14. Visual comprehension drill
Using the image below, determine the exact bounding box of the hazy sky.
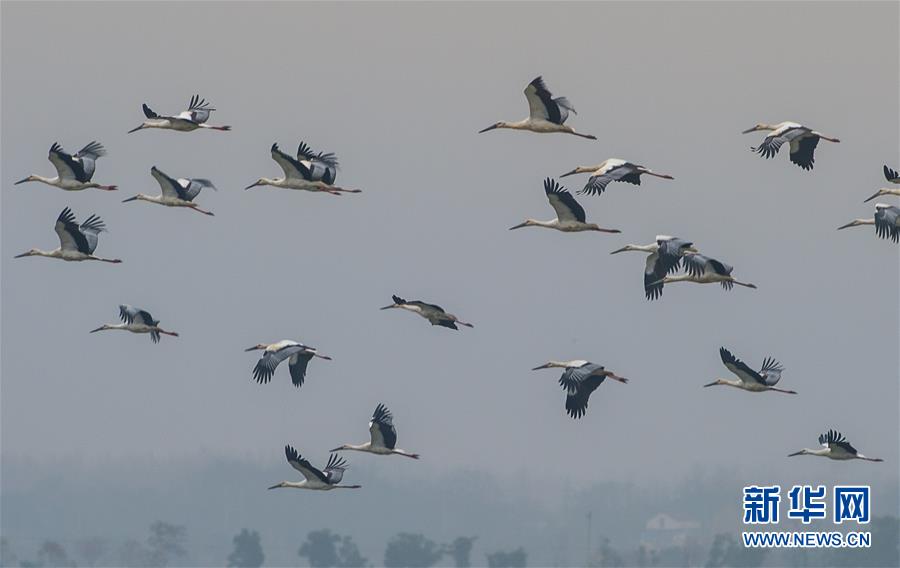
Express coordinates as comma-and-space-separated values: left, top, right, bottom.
2, 0, 898, 513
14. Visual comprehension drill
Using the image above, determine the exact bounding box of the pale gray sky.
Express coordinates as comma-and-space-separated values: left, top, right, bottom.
2, 1, 898, 554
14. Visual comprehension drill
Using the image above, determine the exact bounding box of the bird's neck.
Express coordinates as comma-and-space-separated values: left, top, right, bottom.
32, 175, 58, 185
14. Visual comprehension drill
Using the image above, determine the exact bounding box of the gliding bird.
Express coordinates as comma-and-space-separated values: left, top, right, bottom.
788, 430, 883, 462
332, 403, 420, 459
268, 446, 361, 490
863, 165, 900, 202
509, 178, 620, 233
837, 203, 900, 242
122, 166, 217, 216
478, 76, 596, 139
560, 159, 674, 197
128, 95, 230, 133
610, 235, 697, 300
742, 121, 839, 170
652, 253, 757, 290
704, 347, 795, 394
14, 207, 121, 263
245, 143, 361, 194
15, 142, 116, 191
380, 295, 473, 330
245, 340, 332, 388
532, 360, 628, 419
90, 305, 179, 343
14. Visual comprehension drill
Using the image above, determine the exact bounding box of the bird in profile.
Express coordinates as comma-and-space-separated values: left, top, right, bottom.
863, 165, 900, 202
268, 446, 362, 490
532, 360, 628, 419
14, 207, 121, 263
610, 235, 698, 300
245, 142, 361, 194
15, 142, 117, 191
122, 166, 217, 216
742, 121, 839, 170
509, 178, 620, 233
789, 430, 883, 462
128, 95, 231, 133
560, 159, 674, 197
90, 305, 179, 343
380, 295, 473, 330
245, 340, 332, 388
332, 403, 420, 459
837, 203, 900, 242
651, 253, 757, 290
704, 347, 795, 394
479, 76, 596, 139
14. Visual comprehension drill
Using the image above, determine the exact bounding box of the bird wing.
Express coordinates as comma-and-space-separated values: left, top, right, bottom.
643, 252, 668, 301
752, 125, 806, 160
524, 76, 572, 125
544, 178, 586, 223
558, 363, 602, 393
177, 178, 215, 202
431, 317, 459, 330
323, 453, 348, 484
176, 94, 214, 123
55, 207, 102, 254
77, 214, 106, 255
874, 206, 900, 242
758, 357, 784, 385
252, 344, 304, 384
719, 347, 766, 385
656, 239, 689, 274
565, 376, 603, 419
284, 446, 329, 483
72, 141, 105, 181
818, 430, 857, 455
369, 403, 398, 449
270, 143, 311, 180
788, 134, 819, 170
48, 143, 87, 182
151, 167, 188, 199
297, 141, 339, 169
577, 163, 636, 196
884, 165, 900, 183
391, 294, 407, 305
683, 254, 711, 277
118, 304, 157, 326
287, 351, 314, 388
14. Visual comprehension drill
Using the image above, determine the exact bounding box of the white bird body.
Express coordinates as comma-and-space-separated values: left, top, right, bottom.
705, 347, 795, 394
122, 167, 216, 216
245, 340, 332, 388
14, 207, 121, 263
268, 446, 361, 491
479, 77, 596, 139
610, 235, 698, 300
510, 178, 621, 233
655, 253, 757, 290
381, 295, 473, 330
333, 404, 420, 459
15, 142, 117, 191
128, 95, 230, 133
90, 305, 178, 343
245, 143, 360, 195
742, 121, 839, 170
561, 158, 674, 196
789, 430, 883, 462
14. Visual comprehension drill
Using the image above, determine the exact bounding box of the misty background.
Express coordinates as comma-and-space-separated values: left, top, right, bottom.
2, 1, 898, 566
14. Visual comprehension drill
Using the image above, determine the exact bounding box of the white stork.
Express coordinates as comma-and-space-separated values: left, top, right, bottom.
742, 122, 839, 170
128, 95, 231, 133
90, 305, 179, 343
15, 142, 117, 191
332, 403, 420, 459
14, 207, 121, 263
268, 446, 361, 490
704, 347, 795, 394
789, 430, 883, 462
532, 360, 628, 419
837, 203, 900, 242
560, 159, 674, 197
478, 76, 596, 139
122, 166, 217, 216
610, 236, 698, 300
863, 165, 900, 202
380, 295, 473, 330
245, 143, 361, 194
509, 178, 621, 233
244, 340, 332, 388
651, 253, 757, 290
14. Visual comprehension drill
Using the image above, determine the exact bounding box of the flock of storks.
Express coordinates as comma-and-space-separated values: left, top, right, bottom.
12, 77, 890, 490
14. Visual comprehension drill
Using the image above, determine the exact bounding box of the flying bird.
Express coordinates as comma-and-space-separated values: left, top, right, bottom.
380, 295, 473, 330
90, 305, 179, 343
128, 95, 230, 133
704, 347, 795, 394
560, 159, 674, 197
788, 430, 883, 462
509, 178, 620, 233
122, 166, 217, 216
837, 203, 900, 242
14, 207, 121, 263
863, 165, 900, 201
14, 142, 116, 191
245, 340, 332, 388
532, 360, 628, 419
610, 235, 698, 300
478, 76, 596, 139
268, 446, 361, 490
742, 122, 839, 170
651, 253, 757, 290
245, 143, 360, 194
884, 165, 900, 184
332, 403, 420, 459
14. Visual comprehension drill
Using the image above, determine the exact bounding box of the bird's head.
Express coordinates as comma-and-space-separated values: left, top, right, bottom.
267, 481, 288, 490
380, 302, 400, 310
787, 449, 809, 457
14, 175, 36, 185
532, 361, 562, 370
864, 189, 889, 203
121, 194, 145, 203
478, 121, 504, 134
703, 379, 726, 388
13, 248, 39, 259
560, 166, 593, 178
244, 344, 267, 352
508, 219, 535, 230
330, 444, 349, 452
127, 123, 147, 134
245, 178, 265, 190
741, 123, 770, 134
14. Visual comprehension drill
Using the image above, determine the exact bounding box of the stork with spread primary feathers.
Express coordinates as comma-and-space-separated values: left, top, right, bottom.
742, 122, 839, 170
15, 142, 117, 191
478, 76, 596, 139
532, 360, 628, 419
705, 347, 795, 394
837, 203, 900, 242
122, 166, 217, 216
245, 340, 332, 388
651, 253, 757, 290
560, 159, 674, 197
268, 446, 361, 490
863, 165, 900, 202
14, 207, 121, 263
509, 178, 621, 233
332, 404, 420, 459
789, 430, 883, 462
380, 295, 473, 330
610, 235, 698, 300
90, 305, 179, 343
128, 95, 231, 133
245, 143, 361, 194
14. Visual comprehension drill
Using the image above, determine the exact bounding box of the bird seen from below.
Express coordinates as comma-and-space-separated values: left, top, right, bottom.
532, 360, 628, 419
245, 340, 332, 388
479, 76, 596, 139
15, 142, 117, 191
14, 207, 121, 263
560, 158, 674, 197
122, 166, 217, 216
705, 347, 795, 394
268, 446, 361, 490
332, 403, 420, 459
90, 305, 179, 343
380, 295, 473, 330
610, 235, 698, 300
742, 121, 839, 170
245, 143, 361, 194
509, 178, 621, 233
788, 430, 883, 462
650, 253, 757, 290
128, 95, 231, 133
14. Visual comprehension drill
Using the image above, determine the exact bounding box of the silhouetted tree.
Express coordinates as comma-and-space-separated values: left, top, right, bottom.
299, 529, 367, 567
383, 533, 443, 568
227, 529, 264, 567
336, 535, 367, 567
146, 521, 188, 566
37, 540, 72, 567
486, 547, 527, 568
76, 537, 108, 567
445, 537, 477, 567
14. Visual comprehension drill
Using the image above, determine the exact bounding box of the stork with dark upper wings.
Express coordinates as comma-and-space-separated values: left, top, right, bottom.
742, 121, 839, 170
244, 142, 361, 194
380, 295, 473, 330
704, 347, 795, 394
532, 360, 628, 419
15, 142, 117, 191
509, 178, 620, 233
268, 446, 362, 490
560, 158, 674, 197
128, 95, 231, 133
90, 305, 179, 343
610, 235, 698, 300
245, 340, 332, 388
651, 253, 757, 290
478, 76, 596, 139
789, 430, 883, 462
122, 166, 217, 216
332, 403, 420, 459
14, 207, 121, 263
